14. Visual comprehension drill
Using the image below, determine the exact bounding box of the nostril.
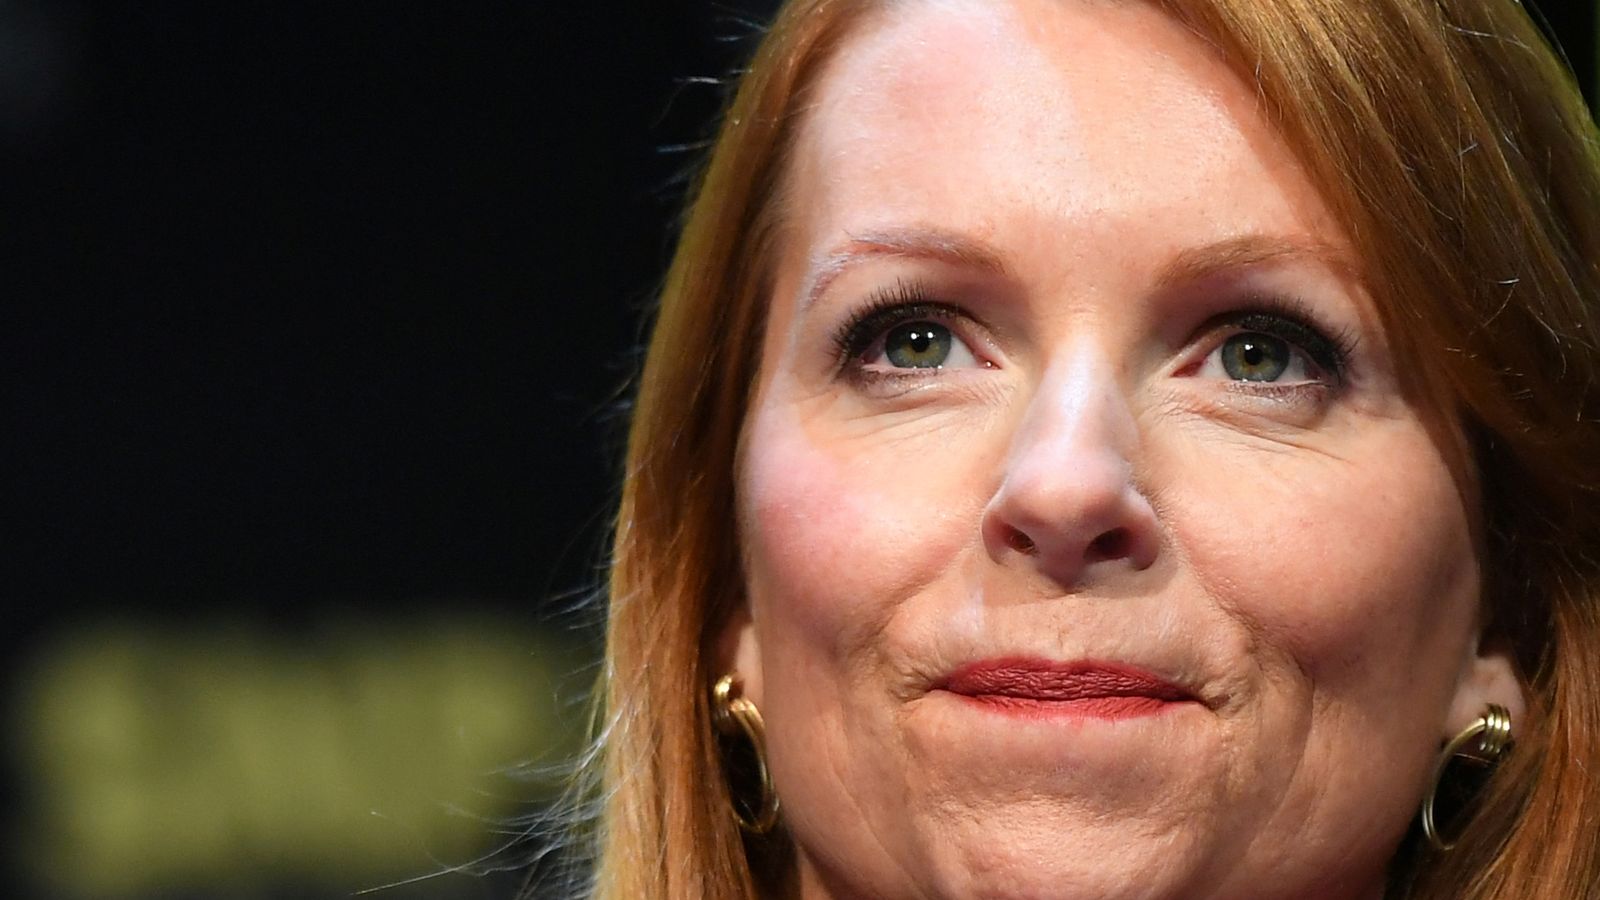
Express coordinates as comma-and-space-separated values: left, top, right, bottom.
1005, 527, 1036, 555
1086, 528, 1130, 562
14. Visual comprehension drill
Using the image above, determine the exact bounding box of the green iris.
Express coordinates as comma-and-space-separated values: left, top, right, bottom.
1221, 332, 1290, 381
885, 321, 953, 368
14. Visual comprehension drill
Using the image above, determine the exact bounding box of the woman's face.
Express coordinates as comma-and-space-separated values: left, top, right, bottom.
728, 2, 1522, 898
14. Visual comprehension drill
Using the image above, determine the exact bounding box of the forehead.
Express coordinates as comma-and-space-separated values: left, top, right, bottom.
784, 0, 1343, 273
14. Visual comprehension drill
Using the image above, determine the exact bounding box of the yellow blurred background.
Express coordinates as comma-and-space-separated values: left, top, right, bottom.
9, 617, 592, 898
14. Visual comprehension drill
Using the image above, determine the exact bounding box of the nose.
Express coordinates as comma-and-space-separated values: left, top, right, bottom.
981, 348, 1160, 588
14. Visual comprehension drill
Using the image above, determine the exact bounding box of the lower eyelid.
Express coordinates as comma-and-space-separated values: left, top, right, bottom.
1216, 380, 1331, 400
842, 369, 1008, 407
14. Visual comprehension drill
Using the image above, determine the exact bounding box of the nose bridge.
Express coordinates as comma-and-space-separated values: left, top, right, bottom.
1013, 341, 1133, 477
984, 339, 1158, 585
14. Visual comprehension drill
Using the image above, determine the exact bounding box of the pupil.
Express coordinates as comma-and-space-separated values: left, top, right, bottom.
885, 321, 952, 368
1242, 343, 1265, 366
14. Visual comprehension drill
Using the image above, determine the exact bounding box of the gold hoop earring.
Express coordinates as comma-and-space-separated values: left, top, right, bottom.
712, 673, 780, 834
1421, 704, 1512, 852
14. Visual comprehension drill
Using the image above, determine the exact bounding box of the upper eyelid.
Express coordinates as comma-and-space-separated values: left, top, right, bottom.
831, 281, 995, 358
1191, 291, 1357, 351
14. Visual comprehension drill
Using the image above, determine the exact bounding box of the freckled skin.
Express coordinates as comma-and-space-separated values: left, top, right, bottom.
725, 2, 1525, 899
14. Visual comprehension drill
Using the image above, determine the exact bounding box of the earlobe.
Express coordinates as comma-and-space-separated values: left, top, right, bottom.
1445, 639, 1527, 740
715, 602, 765, 706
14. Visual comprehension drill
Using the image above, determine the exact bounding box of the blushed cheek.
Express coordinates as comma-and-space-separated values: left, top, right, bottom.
738, 402, 984, 670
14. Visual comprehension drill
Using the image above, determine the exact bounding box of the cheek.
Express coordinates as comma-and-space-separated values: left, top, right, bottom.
737, 401, 987, 675
1170, 426, 1479, 702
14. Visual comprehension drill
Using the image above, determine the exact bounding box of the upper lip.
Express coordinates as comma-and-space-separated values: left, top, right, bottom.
935, 656, 1198, 703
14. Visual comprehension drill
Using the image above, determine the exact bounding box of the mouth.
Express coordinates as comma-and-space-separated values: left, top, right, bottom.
934, 657, 1200, 720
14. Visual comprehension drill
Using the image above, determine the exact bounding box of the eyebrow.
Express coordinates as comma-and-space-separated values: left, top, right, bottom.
1153, 234, 1358, 291
799, 226, 1011, 310
797, 228, 1356, 309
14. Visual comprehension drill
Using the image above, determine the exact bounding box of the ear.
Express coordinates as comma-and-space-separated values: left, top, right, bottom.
1444, 634, 1526, 740
715, 601, 765, 706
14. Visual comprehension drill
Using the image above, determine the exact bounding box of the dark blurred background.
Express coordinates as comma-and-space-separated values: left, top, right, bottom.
1, 3, 1593, 899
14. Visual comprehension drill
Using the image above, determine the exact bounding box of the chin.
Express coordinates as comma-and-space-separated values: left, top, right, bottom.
795, 813, 1203, 900
796, 799, 1392, 900
930, 828, 1204, 900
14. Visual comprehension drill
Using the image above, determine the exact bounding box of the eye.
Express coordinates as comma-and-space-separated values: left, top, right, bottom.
1191, 308, 1349, 387
832, 280, 993, 380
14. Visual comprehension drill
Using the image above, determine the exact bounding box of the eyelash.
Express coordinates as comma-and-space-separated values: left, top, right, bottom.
1202, 294, 1358, 384
831, 279, 967, 365
832, 282, 1357, 387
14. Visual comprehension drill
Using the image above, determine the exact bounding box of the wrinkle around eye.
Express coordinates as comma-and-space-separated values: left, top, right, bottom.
840, 368, 1015, 412
792, 379, 1015, 446
1152, 388, 1349, 449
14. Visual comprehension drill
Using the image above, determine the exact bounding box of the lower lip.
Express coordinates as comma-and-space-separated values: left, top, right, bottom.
949, 692, 1185, 720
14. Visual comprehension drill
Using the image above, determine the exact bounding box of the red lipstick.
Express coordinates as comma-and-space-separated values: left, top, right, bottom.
938, 657, 1196, 719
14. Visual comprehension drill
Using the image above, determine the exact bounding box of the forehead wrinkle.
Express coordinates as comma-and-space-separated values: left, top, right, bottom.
799, 226, 1012, 311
